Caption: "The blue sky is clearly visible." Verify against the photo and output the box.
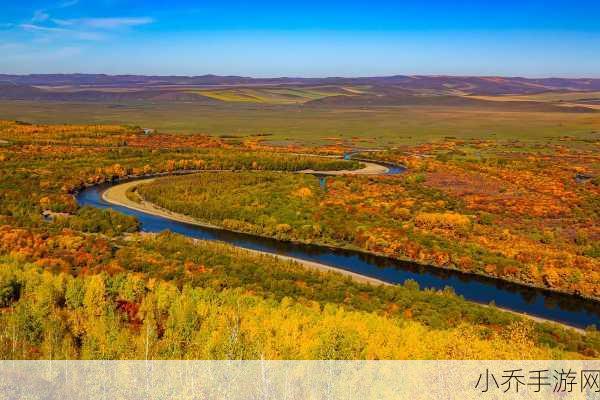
[1,0,599,77]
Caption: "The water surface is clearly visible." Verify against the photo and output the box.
[76,169,599,329]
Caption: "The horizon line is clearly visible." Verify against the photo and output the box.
[2,72,600,80]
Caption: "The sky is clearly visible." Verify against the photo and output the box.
[1,0,599,77]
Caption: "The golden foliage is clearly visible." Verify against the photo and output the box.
[292,187,313,199]
[414,212,471,230]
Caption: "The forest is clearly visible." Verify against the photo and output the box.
[0,119,599,359]
[136,137,600,299]
[0,253,586,360]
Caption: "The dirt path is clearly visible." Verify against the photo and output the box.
[297,161,388,175]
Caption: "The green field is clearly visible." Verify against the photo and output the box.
[469,91,600,103]
[1,101,598,146]
[194,86,359,104]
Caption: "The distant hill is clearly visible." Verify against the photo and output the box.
[304,92,596,112]
[1,74,600,94]
[0,83,223,103]
[0,74,599,110]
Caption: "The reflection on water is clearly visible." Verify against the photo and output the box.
[318,176,328,191]
[76,177,599,329]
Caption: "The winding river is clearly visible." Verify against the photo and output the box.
[76,159,600,329]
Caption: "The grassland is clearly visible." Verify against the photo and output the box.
[468,91,600,103]
[193,86,361,104]
[0,100,599,147]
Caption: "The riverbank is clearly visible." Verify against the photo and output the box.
[103,179,387,286]
[102,178,587,332]
[297,161,388,175]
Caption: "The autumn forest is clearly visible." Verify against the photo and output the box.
[0,114,599,361]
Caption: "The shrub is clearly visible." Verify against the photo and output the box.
[414,212,471,230]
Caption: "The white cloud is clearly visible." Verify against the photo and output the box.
[59,0,79,8]
[78,17,154,29]
[20,23,68,33]
[20,23,106,41]
[45,17,155,31]
[16,9,153,44]
[32,10,50,23]
[52,19,74,26]
[73,31,106,41]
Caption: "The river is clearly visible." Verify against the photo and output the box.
[76,162,599,329]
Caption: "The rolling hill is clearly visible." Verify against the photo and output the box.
[1,74,600,111]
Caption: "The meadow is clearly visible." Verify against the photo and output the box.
[193,85,361,104]
[1,100,599,147]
